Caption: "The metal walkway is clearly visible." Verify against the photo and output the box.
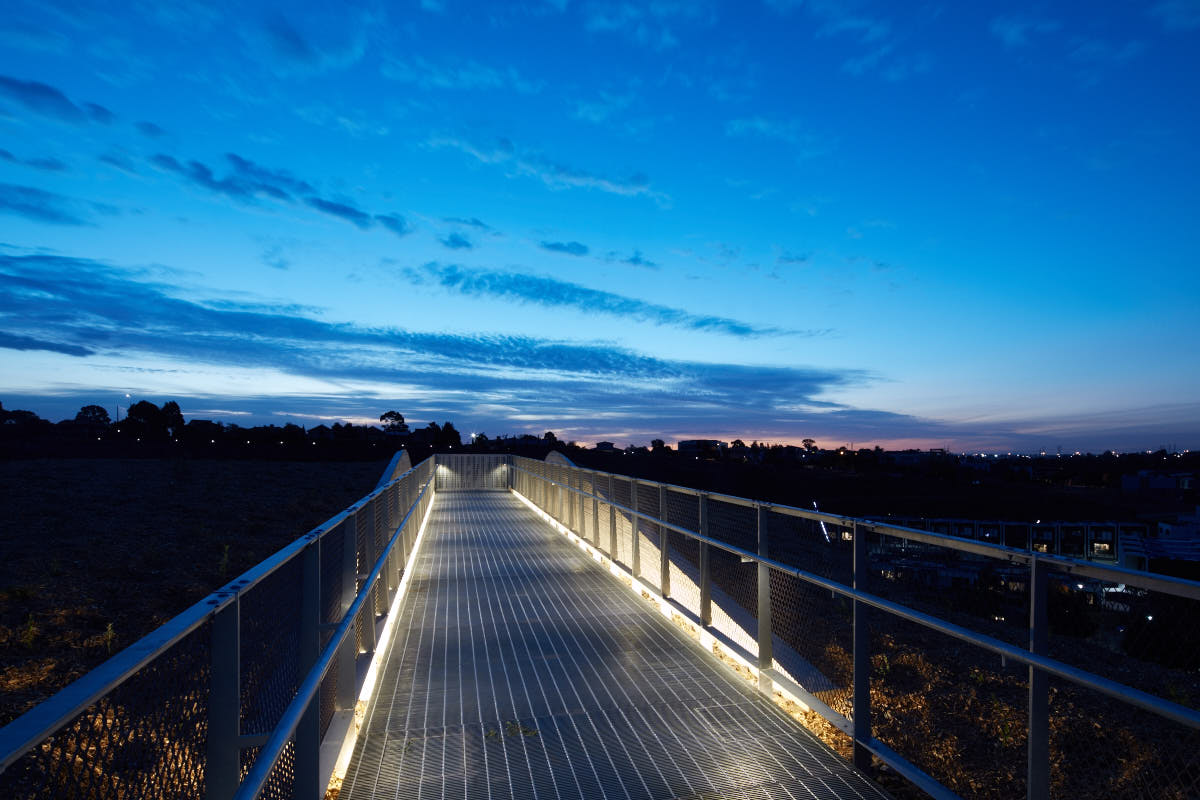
[339,491,888,800]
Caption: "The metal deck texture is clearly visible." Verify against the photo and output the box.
[339,491,889,800]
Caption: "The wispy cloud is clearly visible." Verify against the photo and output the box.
[376,213,411,236]
[6,253,1182,449]
[258,11,368,75]
[440,233,474,250]
[304,196,373,229]
[540,240,589,256]
[151,150,412,236]
[442,216,492,230]
[777,251,810,265]
[260,245,290,270]
[725,116,834,156]
[381,55,543,93]
[0,331,93,357]
[98,151,139,174]
[404,262,819,338]
[0,74,112,124]
[0,149,67,172]
[0,254,857,423]
[135,120,166,138]
[619,250,658,269]
[990,16,1061,48]
[428,134,670,204]
[1150,1,1200,31]
[0,183,97,225]
[573,90,635,123]
[152,152,316,203]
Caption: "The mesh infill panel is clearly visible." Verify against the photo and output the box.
[319,523,347,736]
[0,621,212,800]
[239,558,303,739]
[1046,571,1200,706]
[769,568,854,719]
[1048,677,1200,799]
[869,613,1028,800]
[867,528,1030,649]
[436,454,508,491]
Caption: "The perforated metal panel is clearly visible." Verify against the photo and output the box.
[435,454,508,491]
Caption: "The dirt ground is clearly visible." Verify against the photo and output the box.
[0,457,388,726]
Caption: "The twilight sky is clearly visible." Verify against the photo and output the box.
[1,0,1198,452]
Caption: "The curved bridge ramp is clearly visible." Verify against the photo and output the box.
[340,491,888,800]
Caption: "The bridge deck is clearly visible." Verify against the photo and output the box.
[340,491,887,800]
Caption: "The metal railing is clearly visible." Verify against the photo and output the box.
[511,455,1200,800]
[3,451,1197,800]
[0,453,436,800]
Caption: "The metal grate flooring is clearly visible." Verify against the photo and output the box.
[340,491,889,800]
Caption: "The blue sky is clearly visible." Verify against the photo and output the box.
[1,0,1198,451]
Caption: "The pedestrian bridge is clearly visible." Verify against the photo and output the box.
[2,453,1198,800]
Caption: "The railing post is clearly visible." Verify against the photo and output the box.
[631,479,641,578]
[361,504,377,655]
[609,474,617,560]
[852,520,871,770]
[756,504,773,687]
[337,513,357,712]
[568,471,576,532]
[699,494,711,626]
[297,539,321,798]
[659,484,670,598]
[206,593,240,800]
[591,476,599,547]
[1028,556,1050,800]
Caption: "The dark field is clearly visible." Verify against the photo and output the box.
[0,457,388,725]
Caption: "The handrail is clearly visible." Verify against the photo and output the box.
[510,461,1200,725]
[524,461,1200,602]
[235,467,434,800]
[0,456,428,775]
[511,457,1200,799]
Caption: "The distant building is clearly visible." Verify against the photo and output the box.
[594,441,616,452]
[677,439,727,459]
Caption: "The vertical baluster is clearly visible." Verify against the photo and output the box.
[756,504,773,690]
[206,592,240,800]
[852,520,871,770]
[699,494,711,626]
[659,484,670,598]
[1028,557,1049,800]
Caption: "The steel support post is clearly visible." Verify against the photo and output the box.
[361,506,377,656]
[699,494,711,626]
[756,504,773,685]
[852,520,871,771]
[206,593,240,800]
[337,514,358,711]
[568,471,576,532]
[631,479,641,578]
[592,479,599,546]
[297,541,321,798]
[609,474,617,559]
[659,484,670,598]
[1028,557,1050,800]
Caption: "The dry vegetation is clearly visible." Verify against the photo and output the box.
[0,457,387,726]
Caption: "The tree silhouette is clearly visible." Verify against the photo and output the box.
[162,401,184,435]
[379,410,409,434]
[440,422,462,448]
[75,405,111,427]
[124,401,169,440]
[802,438,817,452]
